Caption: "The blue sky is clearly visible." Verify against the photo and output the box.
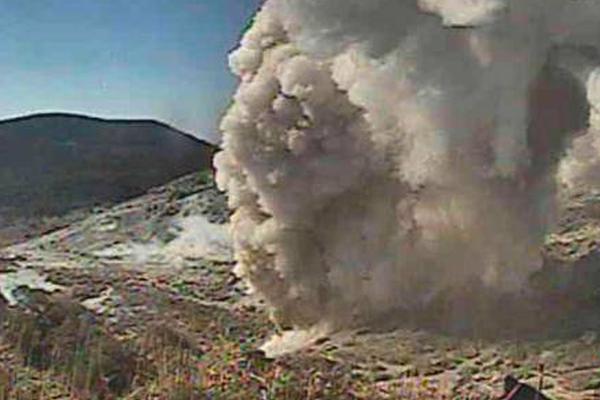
[0,0,262,142]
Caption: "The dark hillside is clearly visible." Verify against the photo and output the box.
[0,113,215,225]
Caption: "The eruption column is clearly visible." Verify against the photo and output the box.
[215,0,600,329]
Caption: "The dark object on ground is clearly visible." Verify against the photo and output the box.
[0,292,7,324]
[502,375,550,400]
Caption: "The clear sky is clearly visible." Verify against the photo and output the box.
[0,0,262,142]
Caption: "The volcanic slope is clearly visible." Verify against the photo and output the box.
[0,113,215,241]
[1,174,600,398]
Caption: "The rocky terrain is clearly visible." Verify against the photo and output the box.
[1,173,600,399]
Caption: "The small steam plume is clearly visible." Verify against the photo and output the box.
[215,0,600,332]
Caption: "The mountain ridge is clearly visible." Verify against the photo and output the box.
[0,112,214,145]
[0,112,217,237]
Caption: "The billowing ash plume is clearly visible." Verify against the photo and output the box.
[215,0,600,329]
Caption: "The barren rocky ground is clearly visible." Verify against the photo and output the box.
[1,173,600,399]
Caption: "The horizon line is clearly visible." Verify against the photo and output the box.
[0,111,218,146]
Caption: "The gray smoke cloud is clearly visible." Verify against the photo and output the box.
[215,0,600,329]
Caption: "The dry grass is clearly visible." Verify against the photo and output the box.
[0,287,458,400]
